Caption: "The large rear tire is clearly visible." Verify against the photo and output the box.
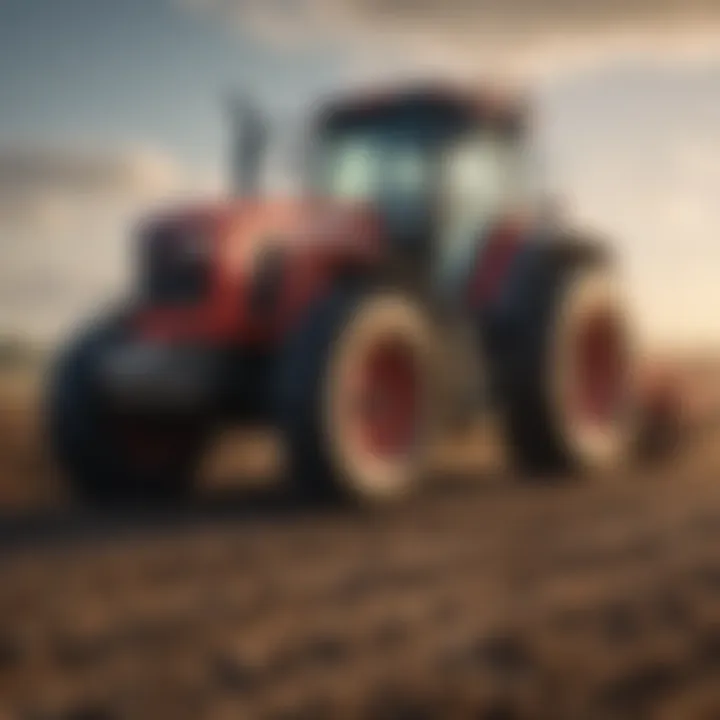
[276,286,438,505]
[503,256,639,477]
[46,314,204,506]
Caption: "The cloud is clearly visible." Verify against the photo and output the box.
[0,144,221,340]
[0,146,181,198]
[0,145,208,230]
[181,0,345,47]
[181,0,720,84]
[185,0,720,36]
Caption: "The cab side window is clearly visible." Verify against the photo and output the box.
[437,131,520,292]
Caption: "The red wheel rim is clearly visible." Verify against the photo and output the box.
[573,312,626,426]
[347,337,420,460]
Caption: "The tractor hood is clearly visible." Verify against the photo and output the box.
[134,198,385,344]
[219,198,385,270]
[144,197,384,269]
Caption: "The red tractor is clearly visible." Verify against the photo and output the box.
[46,82,671,505]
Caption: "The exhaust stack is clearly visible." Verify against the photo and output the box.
[228,93,267,198]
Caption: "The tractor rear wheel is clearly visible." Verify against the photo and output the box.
[46,315,205,506]
[503,258,639,477]
[276,286,438,505]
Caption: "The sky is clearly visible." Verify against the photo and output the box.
[0,0,719,350]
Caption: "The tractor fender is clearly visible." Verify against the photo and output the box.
[480,229,612,332]
[478,228,614,400]
[282,250,436,347]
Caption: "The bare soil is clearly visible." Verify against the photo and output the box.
[1,365,720,719]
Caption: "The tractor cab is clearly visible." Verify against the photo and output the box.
[309,85,533,297]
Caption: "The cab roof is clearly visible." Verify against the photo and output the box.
[315,80,529,131]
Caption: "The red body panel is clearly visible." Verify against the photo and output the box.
[133,199,383,348]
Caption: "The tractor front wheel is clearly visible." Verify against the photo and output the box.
[46,316,205,506]
[276,287,438,505]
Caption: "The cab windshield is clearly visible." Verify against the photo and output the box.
[311,100,529,260]
[312,109,451,247]
[318,132,431,204]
